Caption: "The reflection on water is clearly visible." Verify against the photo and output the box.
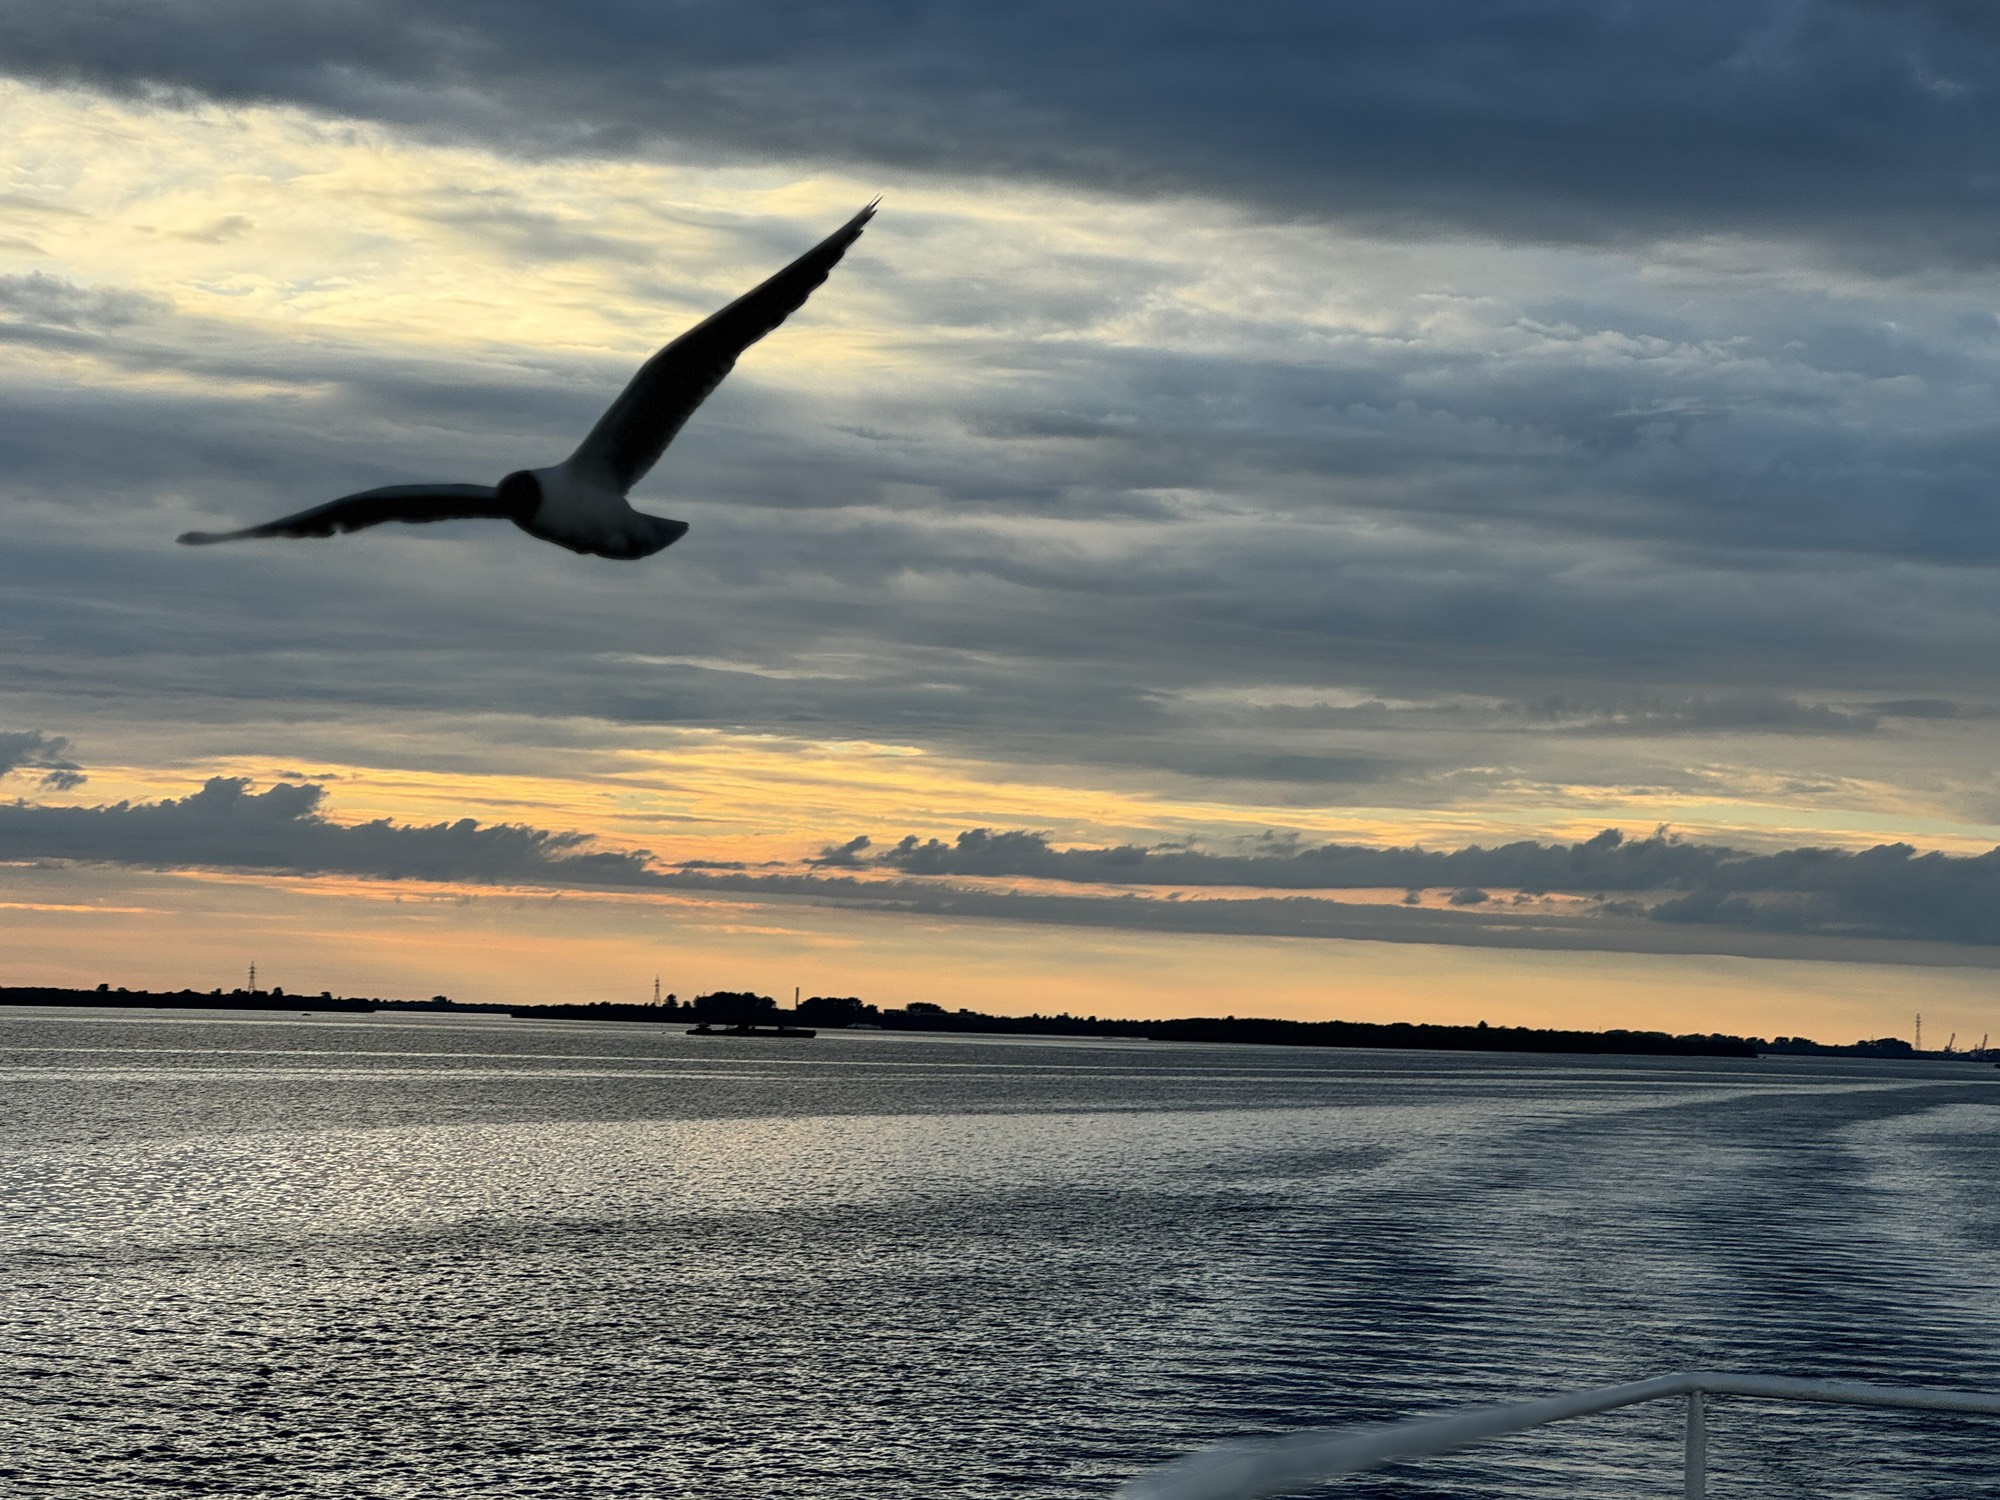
[2,1008,1996,1497]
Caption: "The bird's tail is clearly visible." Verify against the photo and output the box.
[627,513,691,559]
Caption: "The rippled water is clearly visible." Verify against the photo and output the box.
[3,1007,1997,1498]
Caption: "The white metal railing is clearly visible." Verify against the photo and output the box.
[1117,1371,2000,1500]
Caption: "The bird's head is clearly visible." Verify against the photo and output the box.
[497,469,542,522]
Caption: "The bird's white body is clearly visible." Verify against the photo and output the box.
[513,461,690,560]
[177,202,876,561]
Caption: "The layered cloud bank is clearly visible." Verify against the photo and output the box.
[852,826,2000,947]
[7,772,1999,960]
[0,777,653,887]
[6,2,2000,261]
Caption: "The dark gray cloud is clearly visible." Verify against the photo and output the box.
[1513,692,1882,736]
[0,729,84,789]
[0,775,652,885]
[808,834,872,869]
[855,824,2000,947]
[869,824,1706,891]
[5,3,2000,263]
[19,771,2000,956]
[0,272,167,332]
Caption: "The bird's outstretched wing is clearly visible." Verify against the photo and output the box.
[569,201,877,495]
[176,484,509,545]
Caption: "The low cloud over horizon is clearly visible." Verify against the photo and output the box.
[9,766,2000,967]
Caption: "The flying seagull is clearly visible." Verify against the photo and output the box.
[178,202,877,561]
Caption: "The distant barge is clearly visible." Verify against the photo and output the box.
[686,1022,817,1038]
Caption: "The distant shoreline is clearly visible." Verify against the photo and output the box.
[7,983,1988,1062]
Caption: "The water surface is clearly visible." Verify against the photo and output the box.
[3,1007,1997,1497]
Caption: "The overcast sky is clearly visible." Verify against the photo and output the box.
[4,2,2000,1038]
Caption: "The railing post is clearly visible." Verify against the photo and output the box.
[1683,1389,1707,1500]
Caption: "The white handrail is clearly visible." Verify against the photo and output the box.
[1117,1371,2000,1500]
